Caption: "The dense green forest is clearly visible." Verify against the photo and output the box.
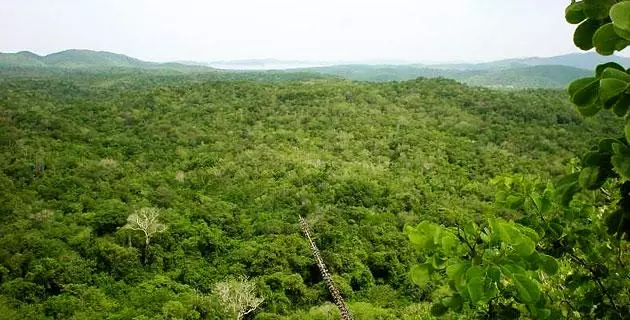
[0,71,623,319]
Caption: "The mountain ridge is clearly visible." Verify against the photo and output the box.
[0,49,216,72]
[0,49,620,88]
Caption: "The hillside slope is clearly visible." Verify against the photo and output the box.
[300,64,591,88]
[0,74,620,319]
[0,50,215,72]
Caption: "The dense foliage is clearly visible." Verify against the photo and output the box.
[0,70,622,319]
[404,2,630,319]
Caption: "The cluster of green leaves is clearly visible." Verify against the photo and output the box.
[405,214,559,318]
[404,3,630,318]
[566,0,630,242]
[567,0,630,55]
[407,171,630,319]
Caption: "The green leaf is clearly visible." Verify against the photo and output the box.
[446,262,469,280]
[463,221,478,238]
[466,275,484,303]
[487,266,501,283]
[410,263,431,287]
[441,295,463,310]
[599,138,621,153]
[579,166,601,190]
[513,274,541,303]
[584,0,617,20]
[566,1,587,24]
[405,221,440,251]
[582,151,603,166]
[614,25,630,42]
[611,143,630,179]
[571,78,599,107]
[430,303,448,316]
[599,78,629,105]
[593,23,630,55]
[577,104,602,117]
[502,224,536,257]
[574,19,601,50]
[596,62,626,77]
[538,254,559,275]
[516,225,540,243]
[555,172,581,206]
[611,2,630,31]
[447,263,470,296]
[532,194,552,214]
[440,233,458,252]
[500,264,527,277]
[532,307,552,320]
[567,77,598,97]
[568,77,597,97]
[613,94,630,117]
[513,236,536,257]
[601,67,630,82]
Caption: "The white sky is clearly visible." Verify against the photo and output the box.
[0,0,587,63]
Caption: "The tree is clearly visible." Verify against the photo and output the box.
[213,277,264,320]
[123,207,167,247]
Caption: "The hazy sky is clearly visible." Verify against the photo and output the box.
[0,0,590,63]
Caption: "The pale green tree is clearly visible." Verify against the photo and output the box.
[213,277,264,320]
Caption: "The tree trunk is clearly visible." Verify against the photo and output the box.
[299,215,353,320]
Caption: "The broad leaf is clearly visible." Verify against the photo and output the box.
[430,303,448,316]
[574,19,601,50]
[601,67,630,82]
[577,104,602,117]
[538,254,559,275]
[487,266,501,283]
[611,143,630,179]
[579,166,600,189]
[583,0,617,20]
[615,25,630,42]
[516,225,540,243]
[611,2,630,31]
[599,138,621,153]
[568,77,597,97]
[463,221,478,238]
[555,172,581,206]
[410,263,431,287]
[406,221,440,251]
[500,263,527,277]
[446,262,470,280]
[570,78,599,107]
[566,1,587,24]
[513,274,541,303]
[599,78,628,105]
[593,23,630,55]
[613,94,630,116]
[582,151,603,166]
[596,62,625,77]
[467,275,484,303]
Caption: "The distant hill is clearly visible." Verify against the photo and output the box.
[0,50,215,72]
[427,52,630,71]
[0,49,615,88]
[451,65,592,88]
[298,64,591,88]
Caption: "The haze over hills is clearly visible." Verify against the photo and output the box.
[1,49,622,88]
[0,49,216,72]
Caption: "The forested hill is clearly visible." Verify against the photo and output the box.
[0,74,620,318]
[297,64,591,88]
[0,49,217,73]
[0,49,605,88]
